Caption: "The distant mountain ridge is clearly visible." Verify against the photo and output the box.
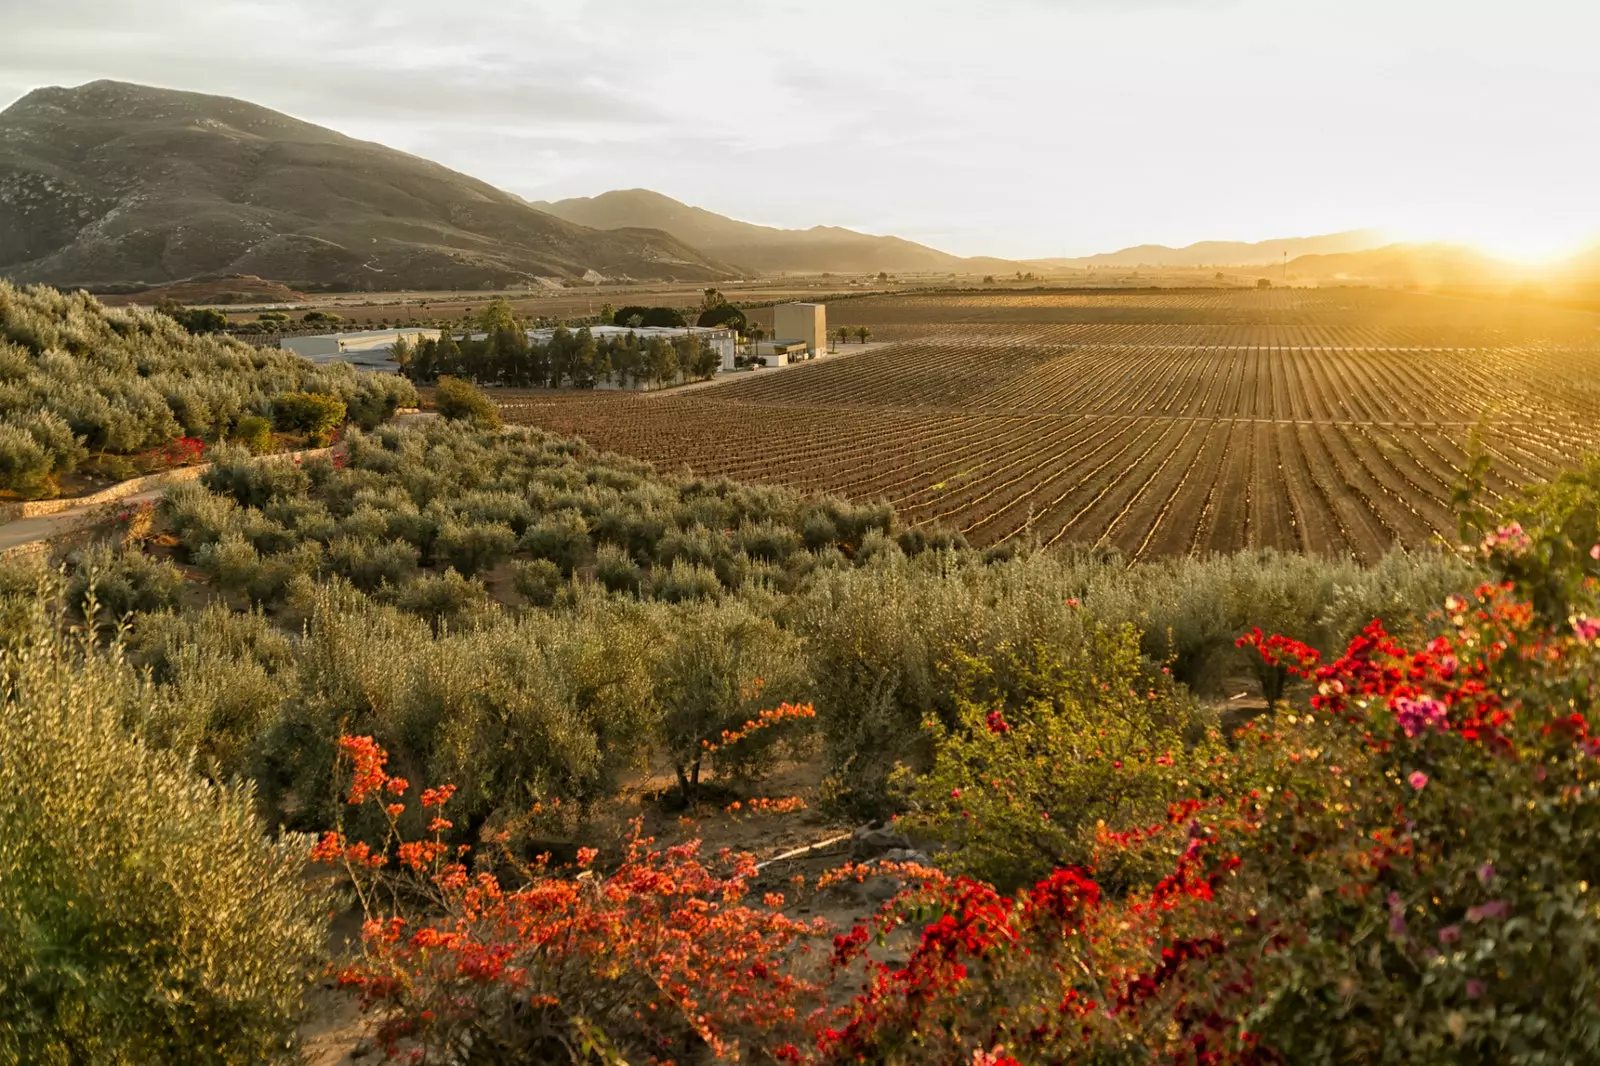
[1034,230,1388,269]
[530,189,1022,276]
[0,81,738,290]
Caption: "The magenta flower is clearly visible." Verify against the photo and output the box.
[1466,900,1510,923]
[1573,615,1600,644]
[1408,770,1429,791]
[1392,696,1449,738]
[1467,979,1486,999]
[1477,862,1495,885]
[1438,925,1461,945]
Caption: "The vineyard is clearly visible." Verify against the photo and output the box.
[500,288,1600,559]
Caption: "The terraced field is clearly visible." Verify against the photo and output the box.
[499,288,1600,559]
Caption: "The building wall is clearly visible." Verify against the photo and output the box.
[774,303,827,357]
[282,328,438,362]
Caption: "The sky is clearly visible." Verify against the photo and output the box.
[2,0,1597,260]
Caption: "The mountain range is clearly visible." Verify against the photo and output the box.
[1031,230,1388,269]
[530,188,1022,276]
[0,80,737,290]
[2,80,1591,295]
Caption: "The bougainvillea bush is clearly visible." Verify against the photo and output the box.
[325,509,1600,1065]
[313,734,834,1065]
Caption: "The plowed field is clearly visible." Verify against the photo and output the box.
[499,288,1600,559]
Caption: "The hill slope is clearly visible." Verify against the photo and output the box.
[1034,230,1387,269]
[0,81,738,290]
[530,188,1020,275]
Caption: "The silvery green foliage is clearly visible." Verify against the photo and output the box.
[0,281,415,493]
[0,589,324,1063]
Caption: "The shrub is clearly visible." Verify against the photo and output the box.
[229,413,274,454]
[0,421,54,497]
[594,542,643,595]
[903,632,1219,890]
[271,391,346,445]
[201,446,311,508]
[650,599,812,804]
[433,375,501,429]
[313,738,825,1062]
[325,536,419,592]
[650,558,724,603]
[0,597,325,1063]
[383,568,494,636]
[433,518,516,577]
[65,544,186,619]
[510,558,565,607]
[520,510,592,576]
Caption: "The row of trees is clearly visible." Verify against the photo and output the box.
[392,298,720,387]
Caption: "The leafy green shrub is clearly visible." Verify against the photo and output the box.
[650,599,811,804]
[0,597,325,1063]
[228,413,274,454]
[433,375,501,429]
[383,568,495,635]
[195,531,264,599]
[434,519,517,577]
[520,510,592,576]
[595,542,644,595]
[510,558,565,607]
[201,446,312,508]
[651,559,723,603]
[271,391,346,446]
[65,545,186,619]
[324,535,419,592]
[903,632,1218,889]
[0,421,54,497]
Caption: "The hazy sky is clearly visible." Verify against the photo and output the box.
[2,0,1596,259]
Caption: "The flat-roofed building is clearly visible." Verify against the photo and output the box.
[773,302,827,358]
[280,328,437,372]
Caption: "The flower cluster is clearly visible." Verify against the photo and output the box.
[702,701,817,754]
[315,735,832,1063]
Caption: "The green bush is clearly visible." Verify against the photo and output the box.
[520,510,592,576]
[650,598,810,804]
[201,446,311,508]
[510,558,565,607]
[0,422,54,497]
[903,632,1219,890]
[228,413,274,455]
[0,597,325,1063]
[433,375,501,429]
[434,519,517,577]
[65,545,186,619]
[271,391,346,446]
[594,542,644,595]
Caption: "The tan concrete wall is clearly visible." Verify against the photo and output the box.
[774,303,827,357]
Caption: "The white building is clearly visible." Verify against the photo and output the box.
[280,328,436,372]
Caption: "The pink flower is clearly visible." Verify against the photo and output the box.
[1438,925,1461,945]
[1481,521,1530,556]
[1573,615,1600,643]
[1590,544,1600,561]
[1408,770,1429,791]
[1478,862,1495,885]
[1392,696,1449,738]
[1466,979,1486,999]
[1466,900,1510,923]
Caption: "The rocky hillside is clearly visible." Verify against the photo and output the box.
[0,81,739,290]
